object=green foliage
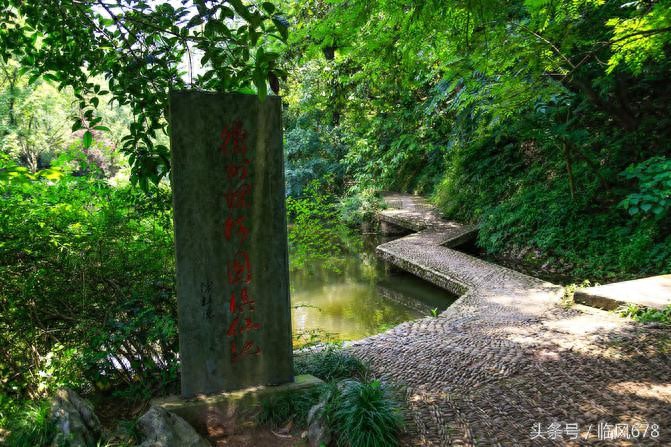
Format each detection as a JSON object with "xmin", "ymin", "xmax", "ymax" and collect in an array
[
  {"xmin": 259, "ymin": 345, "xmax": 370, "ymax": 430},
  {"xmin": 285, "ymin": 124, "xmax": 346, "ymax": 197},
  {"xmin": 0, "ymin": 0, "xmax": 288, "ymax": 188},
  {"xmin": 293, "ymin": 326, "xmax": 341, "ymax": 350},
  {"xmin": 1, "ymin": 399, "xmax": 56, "ymax": 447},
  {"xmin": 0, "ymin": 63, "xmax": 73, "ymax": 173},
  {"xmin": 260, "ymin": 348, "xmax": 403, "ymax": 447},
  {"xmin": 294, "ymin": 345, "xmax": 368, "ymax": 382},
  {"xmin": 0, "ymin": 151, "xmax": 63, "ymax": 184},
  {"xmin": 339, "ymin": 186, "xmax": 384, "ymax": 227},
  {"xmin": 326, "ymin": 379, "xmax": 404, "ymax": 447},
  {"xmin": 101, "ymin": 419, "xmax": 141, "ymax": 447},
  {"xmin": 286, "ymin": 179, "xmax": 360, "ymax": 273},
  {"xmin": 0, "ymin": 173, "xmax": 177, "ymax": 399},
  {"xmin": 617, "ymin": 304, "xmax": 671, "ymax": 325},
  {"xmin": 606, "ymin": 0, "xmax": 671, "ymax": 74},
  {"xmin": 620, "ymin": 156, "xmax": 671, "ymax": 218},
  {"xmin": 283, "ymin": 0, "xmax": 671, "ymax": 281},
  {"xmin": 561, "ymin": 280, "xmax": 593, "ymax": 308},
  {"xmin": 256, "ymin": 387, "xmax": 323, "ymax": 428},
  {"xmin": 432, "ymin": 114, "xmax": 671, "ymax": 281}
]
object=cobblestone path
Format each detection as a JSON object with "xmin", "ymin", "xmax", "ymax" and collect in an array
[{"xmin": 349, "ymin": 194, "xmax": 671, "ymax": 446}]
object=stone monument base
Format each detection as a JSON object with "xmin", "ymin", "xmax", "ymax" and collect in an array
[{"xmin": 152, "ymin": 375, "xmax": 323, "ymax": 437}]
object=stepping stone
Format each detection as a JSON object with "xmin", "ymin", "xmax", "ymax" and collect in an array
[{"xmin": 574, "ymin": 274, "xmax": 671, "ymax": 310}]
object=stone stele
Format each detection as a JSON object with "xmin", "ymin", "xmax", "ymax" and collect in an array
[{"xmin": 170, "ymin": 91, "xmax": 293, "ymax": 397}]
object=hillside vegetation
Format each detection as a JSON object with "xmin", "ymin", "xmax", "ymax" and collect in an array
[{"xmin": 282, "ymin": 0, "xmax": 671, "ymax": 281}]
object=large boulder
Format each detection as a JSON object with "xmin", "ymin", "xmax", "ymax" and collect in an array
[
  {"xmin": 137, "ymin": 406, "xmax": 210, "ymax": 447},
  {"xmin": 50, "ymin": 388, "xmax": 101, "ymax": 447},
  {"xmin": 307, "ymin": 401, "xmax": 331, "ymax": 447}
]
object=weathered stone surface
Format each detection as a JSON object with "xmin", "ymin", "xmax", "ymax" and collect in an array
[
  {"xmin": 170, "ymin": 92, "xmax": 293, "ymax": 396},
  {"xmin": 50, "ymin": 388, "xmax": 101, "ymax": 447},
  {"xmin": 307, "ymin": 402, "xmax": 330, "ymax": 447},
  {"xmin": 137, "ymin": 406, "xmax": 211, "ymax": 447},
  {"xmin": 348, "ymin": 193, "xmax": 671, "ymax": 446},
  {"xmin": 153, "ymin": 374, "xmax": 324, "ymax": 435},
  {"xmin": 575, "ymin": 274, "xmax": 671, "ymax": 310}
]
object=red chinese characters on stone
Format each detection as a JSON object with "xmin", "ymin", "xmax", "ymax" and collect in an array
[
  {"xmin": 219, "ymin": 121, "xmax": 248, "ymax": 156},
  {"xmin": 226, "ymin": 315, "xmax": 262, "ymax": 337},
  {"xmin": 229, "ymin": 288, "xmax": 255, "ymax": 314},
  {"xmin": 220, "ymin": 120, "xmax": 262, "ymax": 363},
  {"xmin": 224, "ymin": 184, "xmax": 251, "ymax": 209},
  {"xmin": 227, "ymin": 251, "xmax": 251, "ymax": 285},
  {"xmin": 226, "ymin": 159, "xmax": 249, "ymax": 180},
  {"xmin": 224, "ymin": 216, "xmax": 249, "ymax": 242},
  {"xmin": 230, "ymin": 340, "xmax": 261, "ymax": 363}
]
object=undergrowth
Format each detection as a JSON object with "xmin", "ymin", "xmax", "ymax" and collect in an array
[
  {"xmin": 617, "ymin": 304, "xmax": 671, "ymax": 325},
  {"xmin": 294, "ymin": 344, "xmax": 369, "ymax": 382},
  {"xmin": 326, "ymin": 379, "xmax": 404, "ymax": 447},
  {"xmin": 258, "ymin": 345, "xmax": 404, "ymax": 447}
]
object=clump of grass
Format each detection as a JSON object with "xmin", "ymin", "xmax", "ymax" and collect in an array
[
  {"xmin": 3, "ymin": 399, "xmax": 56, "ymax": 447},
  {"xmin": 617, "ymin": 304, "xmax": 671, "ymax": 324},
  {"xmin": 561, "ymin": 280, "xmax": 592, "ymax": 308},
  {"xmin": 259, "ymin": 347, "xmax": 404, "ymax": 446},
  {"xmin": 256, "ymin": 387, "xmax": 323, "ymax": 428},
  {"xmin": 259, "ymin": 344, "xmax": 367, "ymax": 429},
  {"xmin": 294, "ymin": 344, "xmax": 368, "ymax": 382},
  {"xmin": 326, "ymin": 379, "xmax": 404, "ymax": 447}
]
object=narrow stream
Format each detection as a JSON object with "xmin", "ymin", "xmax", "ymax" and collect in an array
[{"xmin": 290, "ymin": 235, "xmax": 458, "ymax": 342}]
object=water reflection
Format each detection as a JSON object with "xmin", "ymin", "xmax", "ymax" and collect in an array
[{"xmin": 290, "ymin": 237, "xmax": 457, "ymax": 341}]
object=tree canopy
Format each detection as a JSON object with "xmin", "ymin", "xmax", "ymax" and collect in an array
[
  {"xmin": 0, "ymin": 0, "xmax": 288, "ymax": 189},
  {"xmin": 280, "ymin": 0, "xmax": 671, "ymax": 278}
]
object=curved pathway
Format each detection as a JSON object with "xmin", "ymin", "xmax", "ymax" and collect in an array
[{"xmin": 349, "ymin": 194, "xmax": 671, "ymax": 446}]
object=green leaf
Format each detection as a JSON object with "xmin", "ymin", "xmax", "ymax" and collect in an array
[
  {"xmin": 83, "ymin": 131, "xmax": 93, "ymax": 149},
  {"xmin": 253, "ymin": 69, "xmax": 267, "ymax": 101},
  {"xmin": 272, "ymin": 16, "xmax": 289, "ymax": 40},
  {"xmin": 43, "ymin": 73, "xmax": 60, "ymax": 83},
  {"xmin": 186, "ymin": 15, "xmax": 203, "ymax": 28}
]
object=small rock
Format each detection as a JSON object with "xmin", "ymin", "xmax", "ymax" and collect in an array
[
  {"xmin": 137, "ymin": 406, "xmax": 210, "ymax": 447},
  {"xmin": 307, "ymin": 402, "xmax": 331, "ymax": 447},
  {"xmin": 50, "ymin": 388, "xmax": 101, "ymax": 447}
]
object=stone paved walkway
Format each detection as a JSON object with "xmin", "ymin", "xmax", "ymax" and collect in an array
[{"xmin": 349, "ymin": 193, "xmax": 671, "ymax": 446}]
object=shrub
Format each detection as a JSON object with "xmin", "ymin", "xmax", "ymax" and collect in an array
[
  {"xmin": 294, "ymin": 345, "xmax": 368, "ymax": 382},
  {"xmin": 0, "ymin": 173, "xmax": 178, "ymax": 399},
  {"xmin": 617, "ymin": 304, "xmax": 671, "ymax": 325},
  {"xmin": 286, "ymin": 179, "xmax": 359, "ymax": 273},
  {"xmin": 620, "ymin": 156, "xmax": 671, "ymax": 219},
  {"xmin": 327, "ymin": 379, "xmax": 404, "ymax": 447},
  {"xmin": 259, "ymin": 344, "xmax": 369, "ymax": 430},
  {"xmin": 434, "ymin": 131, "xmax": 671, "ymax": 282},
  {"xmin": 256, "ymin": 387, "xmax": 324, "ymax": 428},
  {"xmin": 2, "ymin": 399, "xmax": 56, "ymax": 447},
  {"xmin": 339, "ymin": 186, "xmax": 384, "ymax": 227}
]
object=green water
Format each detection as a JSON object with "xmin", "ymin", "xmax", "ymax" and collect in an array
[{"xmin": 290, "ymin": 237, "xmax": 457, "ymax": 341}]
